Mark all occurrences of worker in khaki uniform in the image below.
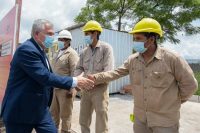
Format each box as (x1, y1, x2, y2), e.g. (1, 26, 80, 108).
(88, 18, 198, 133)
(74, 20, 114, 133)
(50, 30, 79, 133)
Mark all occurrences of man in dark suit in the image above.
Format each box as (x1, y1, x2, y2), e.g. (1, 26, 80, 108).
(0, 19, 94, 133)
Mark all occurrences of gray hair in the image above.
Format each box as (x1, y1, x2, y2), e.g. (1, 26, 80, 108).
(31, 19, 53, 37)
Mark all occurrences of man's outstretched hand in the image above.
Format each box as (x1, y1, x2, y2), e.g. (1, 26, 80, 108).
(76, 73, 94, 90)
(87, 74, 95, 82)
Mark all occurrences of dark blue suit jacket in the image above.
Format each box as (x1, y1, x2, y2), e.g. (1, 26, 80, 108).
(1, 38, 73, 124)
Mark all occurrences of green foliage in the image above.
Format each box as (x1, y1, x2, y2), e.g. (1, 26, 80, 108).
(194, 72, 200, 96)
(74, 0, 113, 29)
(75, 0, 200, 44)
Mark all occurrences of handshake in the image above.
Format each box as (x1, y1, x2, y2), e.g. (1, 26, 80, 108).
(75, 74, 96, 91)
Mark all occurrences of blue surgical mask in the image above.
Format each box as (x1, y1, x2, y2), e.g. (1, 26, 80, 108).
(132, 41, 147, 53)
(57, 41, 65, 50)
(84, 35, 93, 44)
(43, 35, 54, 48)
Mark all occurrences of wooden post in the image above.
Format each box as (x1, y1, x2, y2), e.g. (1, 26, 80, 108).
(15, 0, 22, 46)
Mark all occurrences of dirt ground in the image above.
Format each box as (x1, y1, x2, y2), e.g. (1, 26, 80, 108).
(69, 94, 200, 133)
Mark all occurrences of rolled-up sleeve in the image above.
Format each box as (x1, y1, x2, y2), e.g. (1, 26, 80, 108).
(174, 56, 198, 101)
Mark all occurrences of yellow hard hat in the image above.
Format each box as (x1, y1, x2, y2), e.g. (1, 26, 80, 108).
(129, 18, 163, 37)
(83, 20, 103, 33)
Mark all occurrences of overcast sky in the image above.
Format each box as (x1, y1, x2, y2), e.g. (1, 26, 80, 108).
(0, 0, 200, 59)
(0, 0, 87, 41)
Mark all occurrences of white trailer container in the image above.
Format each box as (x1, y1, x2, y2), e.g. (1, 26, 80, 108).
(61, 24, 132, 93)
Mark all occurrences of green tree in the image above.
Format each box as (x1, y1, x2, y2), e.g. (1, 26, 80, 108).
(75, 0, 200, 44)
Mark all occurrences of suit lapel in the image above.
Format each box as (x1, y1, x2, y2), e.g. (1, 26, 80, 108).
(30, 38, 51, 71)
(44, 53, 53, 72)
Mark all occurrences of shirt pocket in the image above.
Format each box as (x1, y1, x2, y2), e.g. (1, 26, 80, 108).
(131, 67, 142, 85)
(57, 55, 69, 66)
(83, 57, 90, 71)
(94, 57, 103, 72)
(150, 71, 173, 88)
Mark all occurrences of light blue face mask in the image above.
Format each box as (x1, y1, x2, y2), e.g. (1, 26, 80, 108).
(57, 41, 65, 50)
(43, 35, 54, 48)
(132, 41, 147, 53)
(84, 35, 93, 44)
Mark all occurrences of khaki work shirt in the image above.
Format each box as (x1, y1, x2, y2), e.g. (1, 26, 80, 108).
(74, 41, 114, 87)
(52, 47, 79, 77)
(94, 46, 198, 127)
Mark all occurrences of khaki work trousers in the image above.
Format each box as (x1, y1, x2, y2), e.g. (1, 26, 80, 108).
(79, 85, 109, 133)
(50, 89, 74, 132)
(134, 117, 179, 133)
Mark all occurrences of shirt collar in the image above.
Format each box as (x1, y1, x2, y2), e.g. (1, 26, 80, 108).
(96, 41, 101, 48)
(137, 45, 162, 62)
(154, 46, 162, 60)
(33, 37, 43, 51)
(89, 40, 101, 49)
(63, 46, 71, 54)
